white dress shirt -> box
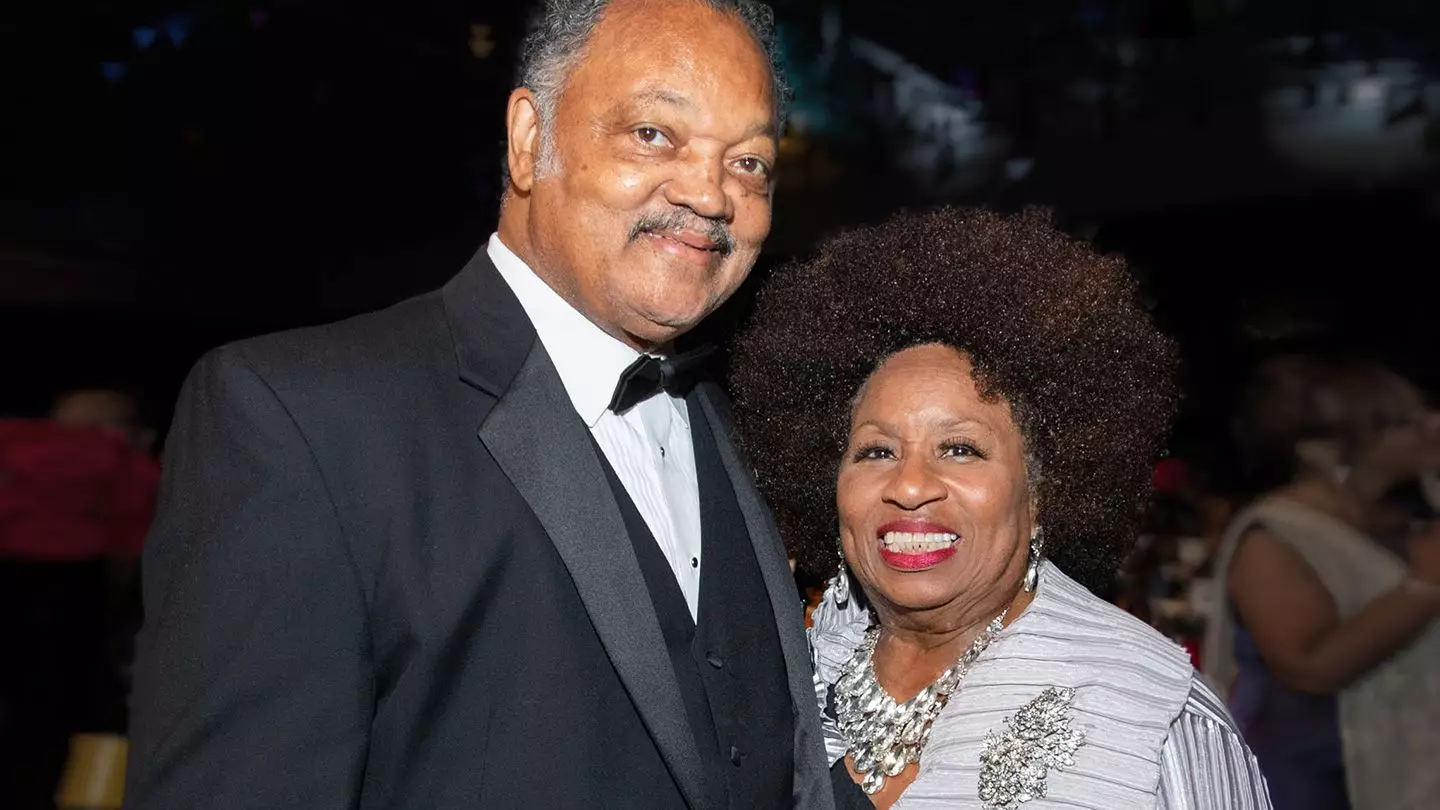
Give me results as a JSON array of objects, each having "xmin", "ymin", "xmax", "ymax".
[{"xmin": 488, "ymin": 234, "xmax": 704, "ymax": 619}]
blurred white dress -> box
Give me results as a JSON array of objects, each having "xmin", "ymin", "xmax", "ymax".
[{"xmin": 1204, "ymin": 497, "xmax": 1440, "ymax": 810}]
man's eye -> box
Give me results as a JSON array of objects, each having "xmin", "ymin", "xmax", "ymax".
[
  {"xmin": 635, "ymin": 127, "xmax": 672, "ymax": 146},
  {"xmin": 734, "ymin": 156, "xmax": 770, "ymax": 176}
]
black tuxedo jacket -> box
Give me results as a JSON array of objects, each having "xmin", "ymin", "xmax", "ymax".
[{"xmin": 124, "ymin": 249, "xmax": 835, "ymax": 809}]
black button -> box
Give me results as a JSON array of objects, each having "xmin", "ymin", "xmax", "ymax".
[
  {"xmin": 690, "ymin": 557, "xmax": 698, "ymax": 569},
  {"xmin": 707, "ymin": 652, "xmax": 724, "ymax": 669},
  {"xmin": 729, "ymin": 745, "xmax": 742, "ymax": 766}
]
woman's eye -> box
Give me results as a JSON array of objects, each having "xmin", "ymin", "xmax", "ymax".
[
  {"xmin": 635, "ymin": 127, "xmax": 672, "ymax": 147},
  {"xmin": 852, "ymin": 444, "xmax": 893, "ymax": 462},
  {"xmin": 941, "ymin": 442, "xmax": 982, "ymax": 460}
]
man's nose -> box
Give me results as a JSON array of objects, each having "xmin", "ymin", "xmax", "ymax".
[{"xmin": 663, "ymin": 150, "xmax": 731, "ymax": 221}]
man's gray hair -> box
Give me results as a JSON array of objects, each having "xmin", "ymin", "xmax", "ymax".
[{"xmin": 513, "ymin": 0, "xmax": 789, "ymax": 177}]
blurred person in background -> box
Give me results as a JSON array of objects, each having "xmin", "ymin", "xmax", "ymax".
[
  {"xmin": 49, "ymin": 389, "xmax": 158, "ymax": 453},
  {"xmin": 0, "ymin": 388, "xmax": 160, "ymax": 810},
  {"xmin": 1203, "ymin": 356, "xmax": 1440, "ymax": 810}
]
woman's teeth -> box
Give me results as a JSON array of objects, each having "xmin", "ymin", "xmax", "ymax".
[{"xmin": 881, "ymin": 531, "xmax": 958, "ymax": 554}]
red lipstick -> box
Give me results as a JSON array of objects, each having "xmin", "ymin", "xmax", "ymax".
[
  {"xmin": 876, "ymin": 520, "xmax": 961, "ymax": 571},
  {"xmin": 879, "ymin": 546, "xmax": 957, "ymax": 570}
]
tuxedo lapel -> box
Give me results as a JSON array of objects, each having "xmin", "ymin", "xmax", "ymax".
[
  {"xmin": 471, "ymin": 326, "xmax": 708, "ymax": 810},
  {"xmin": 695, "ymin": 384, "xmax": 837, "ymax": 810}
]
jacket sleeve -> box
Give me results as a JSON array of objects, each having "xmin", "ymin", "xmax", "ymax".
[{"xmin": 125, "ymin": 346, "xmax": 372, "ymax": 809}]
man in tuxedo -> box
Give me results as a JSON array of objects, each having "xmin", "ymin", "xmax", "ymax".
[{"xmin": 124, "ymin": 0, "xmax": 834, "ymax": 808}]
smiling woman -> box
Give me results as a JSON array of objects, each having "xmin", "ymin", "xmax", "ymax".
[
  {"xmin": 836, "ymin": 345, "xmax": 1036, "ymax": 635},
  {"xmin": 729, "ymin": 207, "xmax": 1274, "ymax": 808}
]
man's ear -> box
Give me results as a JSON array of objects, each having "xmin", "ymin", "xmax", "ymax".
[{"xmin": 505, "ymin": 88, "xmax": 542, "ymax": 193}]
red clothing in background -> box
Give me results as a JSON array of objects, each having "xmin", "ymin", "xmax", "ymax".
[{"xmin": 0, "ymin": 420, "xmax": 160, "ymax": 561}]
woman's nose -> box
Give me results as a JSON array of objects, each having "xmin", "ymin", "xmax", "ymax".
[{"xmin": 882, "ymin": 454, "xmax": 947, "ymax": 510}]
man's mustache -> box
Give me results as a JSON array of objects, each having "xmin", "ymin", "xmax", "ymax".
[{"xmin": 629, "ymin": 210, "xmax": 735, "ymax": 256}]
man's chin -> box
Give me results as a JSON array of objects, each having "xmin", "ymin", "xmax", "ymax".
[
  {"xmin": 623, "ymin": 321, "xmax": 693, "ymax": 349},
  {"xmin": 619, "ymin": 308, "xmax": 710, "ymax": 348}
]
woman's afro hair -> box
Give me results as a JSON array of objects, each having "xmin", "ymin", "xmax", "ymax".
[{"xmin": 727, "ymin": 207, "xmax": 1179, "ymax": 592}]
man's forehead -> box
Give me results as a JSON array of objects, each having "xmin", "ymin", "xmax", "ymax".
[
  {"xmin": 617, "ymin": 86, "xmax": 777, "ymax": 137},
  {"xmin": 629, "ymin": 88, "xmax": 694, "ymax": 111}
]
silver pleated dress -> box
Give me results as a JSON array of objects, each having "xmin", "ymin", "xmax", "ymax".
[{"xmin": 811, "ymin": 561, "xmax": 1273, "ymax": 809}]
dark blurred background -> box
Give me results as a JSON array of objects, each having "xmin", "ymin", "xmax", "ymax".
[
  {"xmin": 1, "ymin": 1, "xmax": 1437, "ymax": 805},
  {"xmin": 5, "ymin": 0, "xmax": 1437, "ymax": 466}
]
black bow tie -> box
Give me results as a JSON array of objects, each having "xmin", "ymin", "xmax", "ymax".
[{"xmin": 608, "ymin": 345, "xmax": 716, "ymax": 415}]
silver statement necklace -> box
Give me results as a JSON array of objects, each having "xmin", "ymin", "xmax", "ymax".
[{"xmin": 834, "ymin": 610, "xmax": 1008, "ymax": 795}]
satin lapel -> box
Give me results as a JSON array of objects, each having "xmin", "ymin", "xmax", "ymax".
[
  {"xmin": 695, "ymin": 385, "xmax": 837, "ymax": 810},
  {"xmin": 478, "ymin": 343, "xmax": 709, "ymax": 810}
]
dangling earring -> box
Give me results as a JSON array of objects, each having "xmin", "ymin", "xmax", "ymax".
[
  {"xmin": 1023, "ymin": 527, "xmax": 1044, "ymax": 593},
  {"xmin": 833, "ymin": 540, "xmax": 851, "ymax": 607}
]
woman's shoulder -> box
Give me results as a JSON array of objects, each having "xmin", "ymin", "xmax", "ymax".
[
  {"xmin": 1176, "ymin": 675, "xmax": 1242, "ymax": 730},
  {"xmin": 974, "ymin": 563, "xmax": 1200, "ymax": 744},
  {"xmin": 1028, "ymin": 562, "xmax": 1195, "ymax": 675},
  {"xmin": 912, "ymin": 567, "xmax": 1254, "ymax": 808}
]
